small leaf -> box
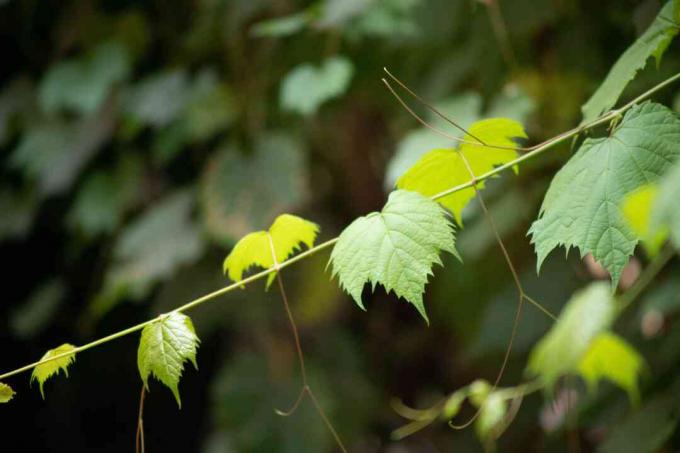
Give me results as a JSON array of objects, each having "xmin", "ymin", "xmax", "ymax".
[
  {"xmin": 530, "ymin": 102, "xmax": 680, "ymax": 287},
  {"xmin": 329, "ymin": 189, "xmax": 458, "ymax": 323},
  {"xmin": 223, "ymin": 214, "xmax": 319, "ymax": 288},
  {"xmin": 31, "ymin": 343, "xmax": 77, "ymax": 398},
  {"xmin": 652, "ymin": 159, "xmax": 680, "ymax": 248},
  {"xmin": 527, "ymin": 282, "xmax": 615, "ymax": 389},
  {"xmin": 0, "ymin": 382, "xmax": 15, "ymax": 403},
  {"xmin": 622, "ymin": 185, "xmax": 668, "ymax": 256},
  {"xmin": 137, "ymin": 312, "xmax": 200, "ymax": 407},
  {"xmin": 581, "ymin": 1, "xmax": 680, "ymax": 123},
  {"xmin": 396, "ymin": 118, "xmax": 526, "ymax": 225},
  {"xmin": 578, "ymin": 332, "xmax": 645, "ymax": 404},
  {"xmin": 280, "ymin": 56, "xmax": 354, "ymax": 115},
  {"xmin": 475, "ymin": 392, "xmax": 507, "ymax": 443},
  {"xmin": 441, "ymin": 389, "xmax": 466, "ymax": 420}
]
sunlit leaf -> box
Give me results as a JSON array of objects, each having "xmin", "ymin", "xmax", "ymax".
[
  {"xmin": 223, "ymin": 214, "xmax": 319, "ymax": 288},
  {"xmin": 0, "ymin": 382, "xmax": 15, "ymax": 403},
  {"xmin": 31, "ymin": 343, "xmax": 77, "ymax": 398},
  {"xmin": 280, "ymin": 56, "xmax": 353, "ymax": 115},
  {"xmin": 578, "ymin": 332, "xmax": 645, "ymax": 403},
  {"xmin": 652, "ymin": 159, "xmax": 680, "ymax": 248},
  {"xmin": 530, "ymin": 102, "xmax": 680, "ymax": 287},
  {"xmin": 397, "ymin": 118, "xmax": 526, "ymax": 225},
  {"xmin": 329, "ymin": 189, "xmax": 458, "ymax": 323},
  {"xmin": 137, "ymin": 312, "xmax": 200, "ymax": 407},
  {"xmin": 622, "ymin": 185, "xmax": 668, "ymax": 256},
  {"xmin": 527, "ymin": 282, "xmax": 615, "ymax": 389},
  {"xmin": 581, "ymin": 1, "xmax": 680, "ymax": 123}
]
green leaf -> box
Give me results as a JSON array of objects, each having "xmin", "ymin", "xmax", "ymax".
[
  {"xmin": 39, "ymin": 41, "xmax": 130, "ymax": 115},
  {"xmin": 201, "ymin": 133, "xmax": 308, "ymax": 243},
  {"xmin": 251, "ymin": 10, "xmax": 314, "ymax": 37},
  {"xmin": 223, "ymin": 214, "xmax": 319, "ymax": 288},
  {"xmin": 652, "ymin": 159, "xmax": 680, "ymax": 248},
  {"xmin": 280, "ymin": 56, "xmax": 354, "ymax": 115},
  {"xmin": 0, "ymin": 382, "xmax": 15, "ymax": 403},
  {"xmin": 527, "ymin": 282, "xmax": 615, "ymax": 389},
  {"xmin": 578, "ymin": 332, "xmax": 645, "ymax": 403},
  {"xmin": 475, "ymin": 392, "xmax": 507, "ymax": 443},
  {"xmin": 622, "ymin": 185, "xmax": 668, "ymax": 256},
  {"xmin": 396, "ymin": 118, "xmax": 526, "ymax": 225},
  {"xmin": 530, "ymin": 102, "xmax": 680, "ymax": 287},
  {"xmin": 137, "ymin": 312, "xmax": 200, "ymax": 407},
  {"xmin": 31, "ymin": 343, "xmax": 77, "ymax": 398},
  {"xmin": 329, "ymin": 189, "xmax": 458, "ymax": 323},
  {"xmin": 581, "ymin": 1, "xmax": 680, "ymax": 123}
]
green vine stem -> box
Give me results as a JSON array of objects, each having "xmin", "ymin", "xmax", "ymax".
[{"xmin": 1, "ymin": 71, "xmax": 679, "ymax": 383}]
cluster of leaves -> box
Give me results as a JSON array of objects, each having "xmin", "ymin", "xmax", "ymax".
[{"xmin": 4, "ymin": 0, "xmax": 680, "ymax": 452}]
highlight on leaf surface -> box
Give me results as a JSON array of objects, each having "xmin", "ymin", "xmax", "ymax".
[
  {"xmin": 527, "ymin": 282, "xmax": 615, "ymax": 389},
  {"xmin": 0, "ymin": 382, "xmax": 15, "ymax": 403},
  {"xmin": 31, "ymin": 343, "xmax": 76, "ymax": 398},
  {"xmin": 622, "ymin": 185, "xmax": 668, "ymax": 256},
  {"xmin": 396, "ymin": 118, "xmax": 526, "ymax": 225},
  {"xmin": 580, "ymin": 0, "xmax": 680, "ymax": 123},
  {"xmin": 222, "ymin": 214, "xmax": 319, "ymax": 288},
  {"xmin": 137, "ymin": 312, "xmax": 200, "ymax": 407},
  {"xmin": 529, "ymin": 102, "xmax": 680, "ymax": 288},
  {"xmin": 577, "ymin": 332, "xmax": 645, "ymax": 404},
  {"xmin": 328, "ymin": 189, "xmax": 458, "ymax": 323}
]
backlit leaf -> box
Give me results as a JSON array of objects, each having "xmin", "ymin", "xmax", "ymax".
[
  {"xmin": 622, "ymin": 185, "xmax": 668, "ymax": 256},
  {"xmin": 0, "ymin": 382, "xmax": 15, "ymax": 403},
  {"xmin": 223, "ymin": 214, "xmax": 319, "ymax": 288},
  {"xmin": 396, "ymin": 118, "xmax": 526, "ymax": 225},
  {"xmin": 137, "ymin": 312, "xmax": 200, "ymax": 407},
  {"xmin": 578, "ymin": 332, "xmax": 645, "ymax": 403},
  {"xmin": 329, "ymin": 189, "xmax": 458, "ymax": 323},
  {"xmin": 31, "ymin": 343, "xmax": 76, "ymax": 398},
  {"xmin": 527, "ymin": 282, "xmax": 615, "ymax": 389},
  {"xmin": 530, "ymin": 102, "xmax": 680, "ymax": 287}
]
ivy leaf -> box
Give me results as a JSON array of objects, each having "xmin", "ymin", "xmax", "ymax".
[
  {"xmin": 578, "ymin": 332, "xmax": 645, "ymax": 403},
  {"xmin": 0, "ymin": 382, "xmax": 15, "ymax": 403},
  {"xmin": 31, "ymin": 343, "xmax": 77, "ymax": 398},
  {"xmin": 280, "ymin": 56, "xmax": 354, "ymax": 115},
  {"xmin": 223, "ymin": 214, "xmax": 319, "ymax": 288},
  {"xmin": 137, "ymin": 312, "xmax": 200, "ymax": 407},
  {"xmin": 328, "ymin": 189, "xmax": 458, "ymax": 323},
  {"xmin": 622, "ymin": 185, "xmax": 668, "ymax": 256},
  {"xmin": 581, "ymin": 1, "xmax": 680, "ymax": 123},
  {"xmin": 527, "ymin": 282, "xmax": 615, "ymax": 389},
  {"xmin": 530, "ymin": 102, "xmax": 680, "ymax": 287},
  {"xmin": 396, "ymin": 118, "xmax": 526, "ymax": 225}
]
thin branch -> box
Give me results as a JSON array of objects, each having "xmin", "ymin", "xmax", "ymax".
[
  {"xmin": 135, "ymin": 385, "xmax": 146, "ymax": 453},
  {"xmin": 0, "ymin": 71, "xmax": 678, "ymax": 383}
]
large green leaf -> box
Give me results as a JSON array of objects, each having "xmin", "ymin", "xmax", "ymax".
[
  {"xmin": 530, "ymin": 102, "xmax": 680, "ymax": 287},
  {"xmin": 328, "ymin": 189, "xmax": 458, "ymax": 323},
  {"xmin": 581, "ymin": 1, "xmax": 680, "ymax": 123},
  {"xmin": 396, "ymin": 118, "xmax": 526, "ymax": 225},
  {"xmin": 137, "ymin": 312, "xmax": 200, "ymax": 407},
  {"xmin": 527, "ymin": 282, "xmax": 615, "ymax": 388}
]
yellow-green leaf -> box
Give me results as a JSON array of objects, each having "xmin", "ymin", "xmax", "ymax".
[
  {"xmin": 31, "ymin": 343, "xmax": 76, "ymax": 398},
  {"xmin": 223, "ymin": 214, "xmax": 319, "ymax": 288},
  {"xmin": 578, "ymin": 332, "xmax": 645, "ymax": 404},
  {"xmin": 0, "ymin": 382, "xmax": 15, "ymax": 403},
  {"xmin": 622, "ymin": 185, "xmax": 668, "ymax": 257},
  {"xmin": 396, "ymin": 118, "xmax": 526, "ymax": 225}
]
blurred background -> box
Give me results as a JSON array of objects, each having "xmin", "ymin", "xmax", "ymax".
[{"xmin": 1, "ymin": 0, "xmax": 680, "ymax": 451}]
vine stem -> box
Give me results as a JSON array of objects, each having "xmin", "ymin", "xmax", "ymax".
[
  {"xmin": 135, "ymin": 385, "xmax": 146, "ymax": 453},
  {"xmin": 267, "ymin": 234, "xmax": 349, "ymax": 453},
  {"xmin": 0, "ymin": 71, "xmax": 678, "ymax": 383}
]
